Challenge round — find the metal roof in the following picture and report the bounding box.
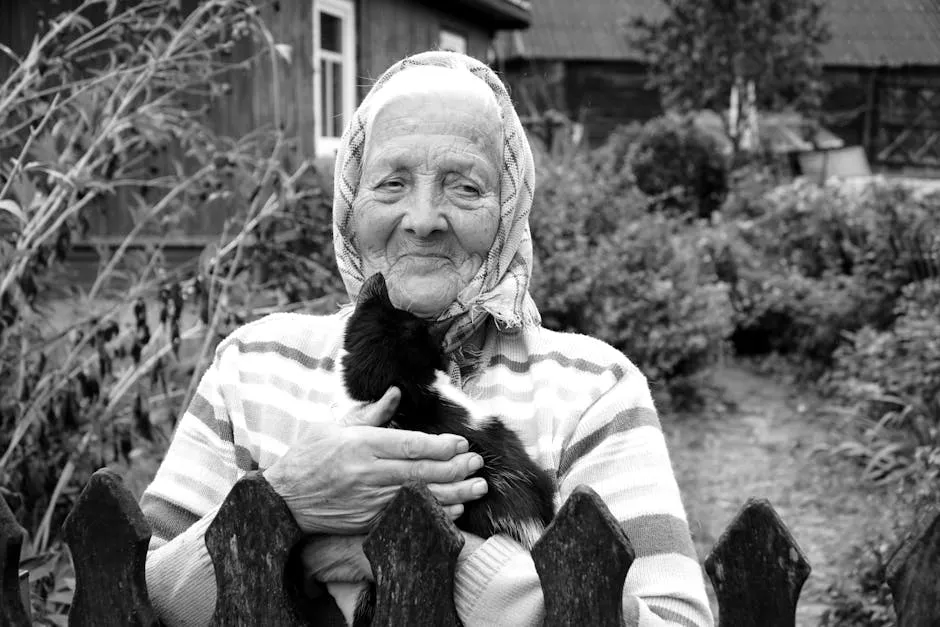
[495,0,940,68]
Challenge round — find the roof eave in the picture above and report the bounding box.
[454,0,532,29]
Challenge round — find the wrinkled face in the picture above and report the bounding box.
[351,87,502,319]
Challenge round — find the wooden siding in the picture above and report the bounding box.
[0,0,315,239]
[502,58,940,175]
[499,60,660,147]
[1,0,500,240]
[356,0,494,99]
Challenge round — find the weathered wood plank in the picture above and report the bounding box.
[362,483,463,627]
[62,468,160,627]
[704,498,810,627]
[887,508,940,627]
[205,471,311,626]
[531,485,635,626]
[0,493,30,626]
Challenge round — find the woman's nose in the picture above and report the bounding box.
[401,181,447,238]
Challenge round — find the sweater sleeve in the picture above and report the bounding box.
[452,363,714,627]
[140,343,246,627]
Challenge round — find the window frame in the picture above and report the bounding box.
[313,0,356,158]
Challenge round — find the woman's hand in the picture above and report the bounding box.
[263,387,489,535]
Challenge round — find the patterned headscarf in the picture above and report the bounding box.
[332,50,541,358]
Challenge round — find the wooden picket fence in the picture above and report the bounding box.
[1,468,939,626]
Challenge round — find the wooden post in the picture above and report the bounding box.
[205,471,311,626]
[704,498,810,627]
[532,485,635,626]
[0,493,31,626]
[887,508,940,626]
[62,468,160,627]
[362,483,463,627]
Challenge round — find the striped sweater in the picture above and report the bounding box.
[141,310,714,626]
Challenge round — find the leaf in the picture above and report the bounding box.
[47,590,74,605]
[0,199,26,223]
[274,44,293,64]
[20,552,58,581]
[47,614,69,627]
[56,575,76,592]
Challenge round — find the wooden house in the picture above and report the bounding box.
[494,0,940,175]
[0,0,531,242]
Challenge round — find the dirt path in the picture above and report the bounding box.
[664,360,908,625]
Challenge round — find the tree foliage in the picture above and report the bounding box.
[629,0,831,123]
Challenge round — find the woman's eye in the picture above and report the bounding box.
[378,180,404,191]
[457,183,481,197]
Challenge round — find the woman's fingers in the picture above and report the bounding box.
[368,427,469,461]
[374,452,484,486]
[428,477,488,506]
[443,503,464,520]
[341,387,401,427]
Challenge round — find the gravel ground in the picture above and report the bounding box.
[663,360,913,625]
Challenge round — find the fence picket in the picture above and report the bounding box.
[205,471,311,626]
[886,508,940,626]
[531,485,635,626]
[704,498,810,627]
[363,482,463,627]
[62,468,159,627]
[0,493,30,626]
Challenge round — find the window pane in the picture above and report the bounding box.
[320,58,328,137]
[320,12,342,53]
[331,60,343,137]
[320,59,344,138]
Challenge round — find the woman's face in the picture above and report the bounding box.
[352,88,502,318]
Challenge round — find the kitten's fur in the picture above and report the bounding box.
[341,273,554,626]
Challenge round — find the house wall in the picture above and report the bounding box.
[501,58,940,175]
[499,59,658,147]
[0,0,316,239]
[825,66,940,173]
[356,0,494,99]
[1,0,501,241]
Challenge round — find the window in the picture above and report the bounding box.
[314,0,355,158]
[439,28,468,55]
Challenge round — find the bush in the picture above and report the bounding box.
[627,114,730,218]
[0,1,341,620]
[530,139,734,406]
[823,281,940,487]
[820,536,897,627]
[722,178,940,366]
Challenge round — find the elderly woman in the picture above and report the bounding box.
[141,51,713,626]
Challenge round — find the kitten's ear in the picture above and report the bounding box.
[357,273,392,308]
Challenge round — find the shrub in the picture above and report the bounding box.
[823,281,940,486]
[723,178,940,365]
[530,139,734,406]
[820,536,897,627]
[0,1,341,620]
[627,114,730,218]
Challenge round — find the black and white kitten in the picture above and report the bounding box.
[340,273,554,625]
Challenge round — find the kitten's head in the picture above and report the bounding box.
[341,273,445,402]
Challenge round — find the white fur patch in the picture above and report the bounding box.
[432,371,487,427]
[326,582,368,626]
[488,513,545,551]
